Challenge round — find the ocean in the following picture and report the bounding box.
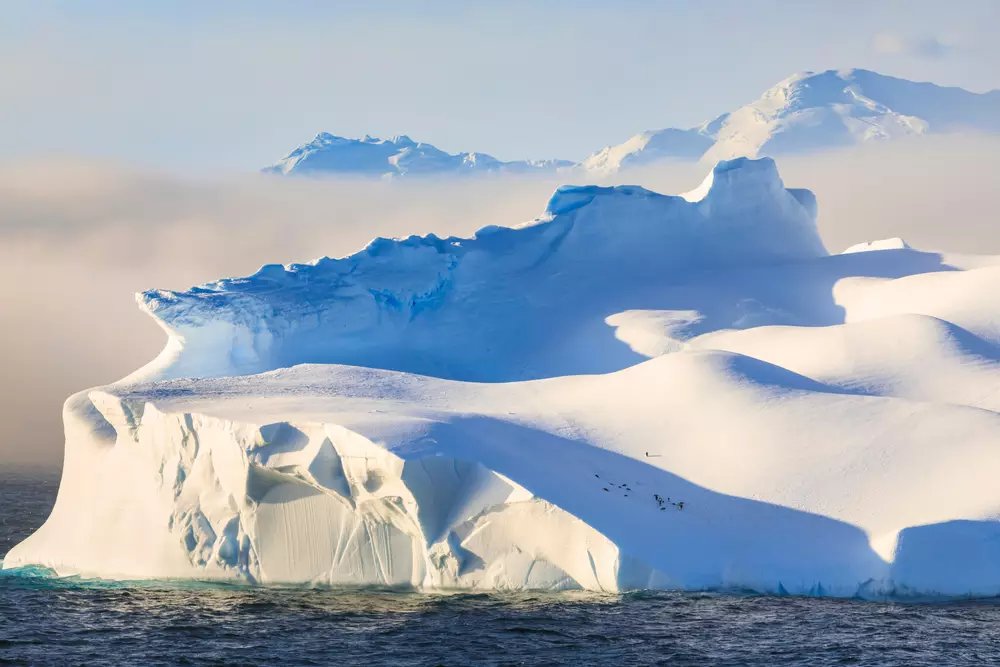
[2,467,999,666]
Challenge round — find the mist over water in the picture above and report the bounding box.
[2,134,999,465]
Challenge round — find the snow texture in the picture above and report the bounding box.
[8,157,1000,598]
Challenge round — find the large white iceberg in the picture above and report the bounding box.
[8,157,1000,597]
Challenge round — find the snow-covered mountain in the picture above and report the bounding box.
[264,132,573,178]
[266,70,999,178]
[9,157,1000,598]
[584,69,1000,173]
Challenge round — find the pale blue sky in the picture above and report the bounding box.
[1,0,997,171]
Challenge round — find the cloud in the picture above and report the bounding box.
[871,32,954,58]
[3,135,1000,465]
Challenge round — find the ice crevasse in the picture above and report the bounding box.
[8,157,1000,598]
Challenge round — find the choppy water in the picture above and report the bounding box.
[3,468,1000,666]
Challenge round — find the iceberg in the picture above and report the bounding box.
[8,157,1000,597]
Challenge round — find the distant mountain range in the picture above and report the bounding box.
[263,133,573,177]
[265,69,1000,177]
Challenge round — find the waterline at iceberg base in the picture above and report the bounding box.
[8,158,1000,598]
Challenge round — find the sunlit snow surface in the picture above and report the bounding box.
[8,157,1000,598]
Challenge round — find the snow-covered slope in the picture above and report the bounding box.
[8,157,1000,598]
[264,133,573,178]
[583,69,1000,173]
[580,128,714,173]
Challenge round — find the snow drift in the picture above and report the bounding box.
[8,157,1000,598]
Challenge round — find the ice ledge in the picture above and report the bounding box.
[552,157,793,213]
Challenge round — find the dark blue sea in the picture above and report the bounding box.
[3,468,1000,666]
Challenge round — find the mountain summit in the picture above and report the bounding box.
[584,69,1000,173]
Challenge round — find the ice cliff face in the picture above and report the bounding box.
[9,157,1000,598]
[263,133,573,178]
[19,384,621,589]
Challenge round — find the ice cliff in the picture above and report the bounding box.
[8,157,1000,598]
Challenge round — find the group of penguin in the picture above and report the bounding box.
[594,474,684,510]
[653,493,684,510]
